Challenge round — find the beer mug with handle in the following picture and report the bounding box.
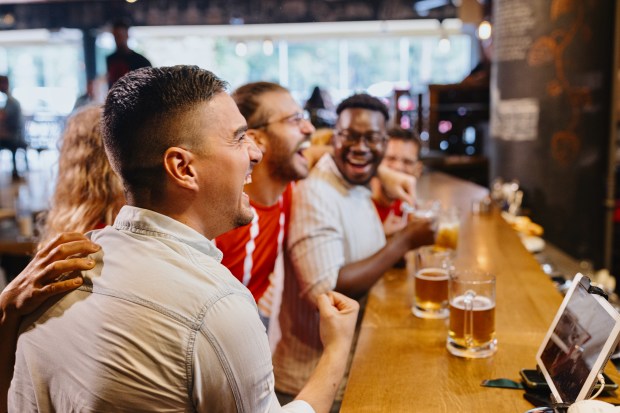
[412,246,455,319]
[447,269,497,358]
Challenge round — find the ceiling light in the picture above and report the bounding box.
[477,20,492,40]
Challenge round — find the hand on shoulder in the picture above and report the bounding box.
[0,232,100,320]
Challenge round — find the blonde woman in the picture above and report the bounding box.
[38,105,124,246]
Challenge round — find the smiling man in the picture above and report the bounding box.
[8,66,359,413]
[273,94,435,411]
[215,82,315,330]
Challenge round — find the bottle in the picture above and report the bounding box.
[15,186,33,239]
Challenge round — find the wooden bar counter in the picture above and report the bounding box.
[340,172,620,412]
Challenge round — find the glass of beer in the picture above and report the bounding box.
[435,206,460,250]
[412,246,455,319]
[447,269,497,358]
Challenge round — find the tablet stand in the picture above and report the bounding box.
[548,394,571,412]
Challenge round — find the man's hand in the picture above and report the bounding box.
[400,216,436,250]
[0,232,100,319]
[377,164,416,205]
[383,210,407,237]
[317,291,359,351]
[295,291,359,413]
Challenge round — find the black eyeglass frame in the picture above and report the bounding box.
[333,128,388,147]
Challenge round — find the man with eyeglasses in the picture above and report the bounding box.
[272,94,435,411]
[371,127,423,235]
[214,82,315,333]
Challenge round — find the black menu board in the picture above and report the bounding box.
[490,0,616,265]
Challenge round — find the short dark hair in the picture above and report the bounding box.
[387,127,421,150]
[102,65,228,200]
[336,93,389,121]
[232,81,288,129]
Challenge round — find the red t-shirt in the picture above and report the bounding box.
[215,184,293,315]
[373,199,403,222]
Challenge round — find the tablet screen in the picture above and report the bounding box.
[537,274,620,403]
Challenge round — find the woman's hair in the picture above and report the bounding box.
[38,105,124,246]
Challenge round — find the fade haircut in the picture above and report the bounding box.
[336,93,389,121]
[102,65,228,200]
[387,127,422,152]
[232,81,288,129]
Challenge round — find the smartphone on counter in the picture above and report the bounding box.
[520,369,618,392]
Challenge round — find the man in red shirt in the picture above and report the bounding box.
[372,127,422,235]
[215,83,317,331]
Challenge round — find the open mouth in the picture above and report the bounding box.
[295,140,311,156]
[347,156,372,169]
[244,173,252,185]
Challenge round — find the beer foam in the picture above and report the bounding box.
[416,268,449,281]
[450,295,494,311]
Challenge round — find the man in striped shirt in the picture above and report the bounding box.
[272,94,435,411]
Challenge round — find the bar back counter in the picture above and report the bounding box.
[340,172,620,412]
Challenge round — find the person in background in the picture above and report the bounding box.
[106,18,151,88]
[0,75,26,180]
[0,233,101,412]
[9,65,359,413]
[304,86,336,129]
[273,94,435,411]
[37,105,124,246]
[72,79,97,111]
[371,127,423,236]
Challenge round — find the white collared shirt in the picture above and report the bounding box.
[9,205,313,413]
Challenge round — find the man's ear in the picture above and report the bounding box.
[247,129,267,153]
[163,147,199,191]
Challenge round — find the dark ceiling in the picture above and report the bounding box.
[0,0,460,30]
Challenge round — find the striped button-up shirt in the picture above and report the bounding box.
[273,154,386,395]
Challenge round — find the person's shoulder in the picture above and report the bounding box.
[131,51,151,66]
[297,168,336,194]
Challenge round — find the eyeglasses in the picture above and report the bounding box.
[252,110,310,129]
[334,129,387,147]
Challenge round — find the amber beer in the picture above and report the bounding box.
[435,207,460,250]
[411,246,454,319]
[414,268,449,316]
[448,295,496,347]
[447,270,497,358]
[435,224,459,250]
